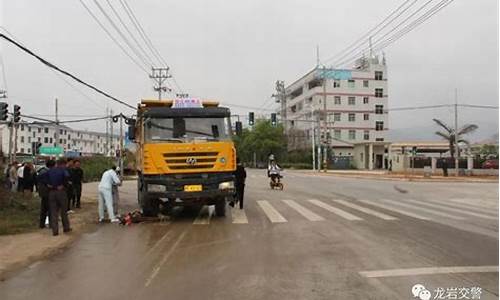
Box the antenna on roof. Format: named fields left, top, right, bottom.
left=316, top=45, right=320, bottom=68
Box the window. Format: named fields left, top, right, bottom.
left=364, top=113, right=369, bottom=120
left=32, top=132, right=35, bottom=138
left=20, top=136, right=24, bottom=143
left=20, top=148, right=24, bottom=153
left=334, top=113, right=341, bottom=121
left=363, top=130, right=370, bottom=140
left=376, top=121, right=384, bottom=131
left=348, top=130, right=356, bottom=140
left=334, top=96, right=341, bottom=105
left=375, top=105, right=384, bottom=114
left=363, top=97, right=369, bottom=104
left=28, top=137, right=31, bottom=143
left=334, top=129, right=341, bottom=139
left=376, top=138, right=384, bottom=141
left=50, top=137, right=53, bottom=143
left=38, top=128, right=41, bottom=133
left=60, top=129, right=63, bottom=134
left=28, top=148, right=31, bottom=153
left=347, top=80, right=355, bottom=88
left=44, top=137, right=48, bottom=143
left=333, top=80, right=340, bottom=88
left=363, top=80, right=369, bottom=87
left=348, top=113, right=355, bottom=122
left=44, top=127, right=48, bottom=133
left=375, top=88, right=383, bottom=98
left=28, top=127, right=31, bottom=132
left=20, top=125, right=24, bottom=131
left=348, top=97, right=355, bottom=105
left=375, top=71, right=383, bottom=80
left=38, top=137, right=41, bottom=142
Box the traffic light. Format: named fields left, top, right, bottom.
left=13, top=104, right=21, bottom=123
left=271, top=113, right=277, bottom=126
left=0, top=102, right=7, bottom=121
left=235, top=121, right=242, bottom=136
left=248, top=112, right=254, bottom=126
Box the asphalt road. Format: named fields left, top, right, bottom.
left=0, top=170, right=498, bottom=299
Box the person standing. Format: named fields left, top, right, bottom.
left=47, top=159, right=71, bottom=236
left=37, top=160, right=55, bottom=228
left=234, top=158, right=247, bottom=209
left=65, top=159, right=75, bottom=213
left=72, top=160, right=84, bottom=209
left=17, top=163, right=25, bottom=192
left=9, top=162, right=18, bottom=192
left=23, top=162, right=36, bottom=198
left=98, top=166, right=121, bottom=223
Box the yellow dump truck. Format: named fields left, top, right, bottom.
left=128, top=99, right=237, bottom=217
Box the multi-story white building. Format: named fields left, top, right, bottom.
left=284, top=56, right=390, bottom=169
left=0, top=122, right=120, bottom=157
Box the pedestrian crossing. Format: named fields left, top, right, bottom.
left=186, top=197, right=498, bottom=231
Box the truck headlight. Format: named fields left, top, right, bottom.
left=148, top=184, right=166, bottom=192
left=220, top=157, right=226, bottom=164
left=218, top=181, right=234, bottom=190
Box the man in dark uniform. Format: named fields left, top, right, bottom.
left=37, top=159, right=55, bottom=228
left=234, top=158, right=247, bottom=209
left=72, top=160, right=84, bottom=209
left=65, top=159, right=75, bottom=213
left=47, top=158, right=71, bottom=236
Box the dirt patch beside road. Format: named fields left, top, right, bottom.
left=0, top=196, right=98, bottom=280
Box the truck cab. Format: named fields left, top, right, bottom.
left=129, top=99, right=236, bottom=217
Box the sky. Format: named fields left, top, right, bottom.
left=0, top=0, right=498, bottom=141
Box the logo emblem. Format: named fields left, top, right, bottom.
left=186, top=157, right=197, bottom=165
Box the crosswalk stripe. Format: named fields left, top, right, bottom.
left=257, top=201, right=287, bottom=223
left=449, top=198, right=498, bottom=210
left=308, top=199, right=363, bottom=221
left=401, top=199, right=498, bottom=220
left=358, top=200, right=430, bottom=220
left=231, top=208, right=249, bottom=224
left=439, top=198, right=498, bottom=215
left=282, top=200, right=325, bottom=221
left=332, top=199, right=398, bottom=220
left=379, top=199, right=465, bottom=220
left=193, top=205, right=214, bottom=225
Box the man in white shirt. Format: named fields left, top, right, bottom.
left=17, top=163, right=25, bottom=192
left=98, top=166, right=121, bottom=223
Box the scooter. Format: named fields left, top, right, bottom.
left=269, top=173, right=284, bottom=190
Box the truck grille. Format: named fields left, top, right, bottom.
left=163, top=152, right=218, bottom=170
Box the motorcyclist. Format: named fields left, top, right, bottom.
left=268, top=158, right=282, bottom=184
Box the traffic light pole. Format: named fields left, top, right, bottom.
left=8, top=120, right=13, bottom=163
left=119, top=115, right=124, bottom=177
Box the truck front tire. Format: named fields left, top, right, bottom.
left=142, top=196, right=160, bottom=217
left=215, top=197, right=226, bottom=217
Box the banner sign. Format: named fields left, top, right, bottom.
left=316, top=69, right=352, bottom=80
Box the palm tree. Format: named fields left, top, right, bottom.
left=433, top=119, right=478, bottom=158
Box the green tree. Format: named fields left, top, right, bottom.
left=433, top=119, right=478, bottom=158
left=233, top=120, right=287, bottom=164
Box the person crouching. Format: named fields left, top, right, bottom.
left=98, top=166, right=121, bottom=223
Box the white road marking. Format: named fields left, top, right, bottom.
left=359, top=265, right=499, bottom=278
left=449, top=198, right=498, bottom=210
left=358, top=200, right=430, bottom=220
left=193, top=205, right=214, bottom=225
left=145, top=230, right=188, bottom=287
left=231, top=208, right=249, bottom=224
left=332, top=199, right=398, bottom=220
left=423, top=198, right=498, bottom=216
left=143, top=227, right=173, bottom=257
left=380, top=199, right=465, bottom=220
left=405, top=199, right=498, bottom=220
left=308, top=199, right=363, bottom=221
left=257, top=200, right=287, bottom=223
left=282, top=200, right=325, bottom=221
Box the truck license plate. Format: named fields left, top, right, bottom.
left=184, top=185, right=203, bottom=192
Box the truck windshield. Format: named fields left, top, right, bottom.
left=145, top=117, right=231, bottom=142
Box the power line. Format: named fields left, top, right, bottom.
left=104, top=0, right=155, bottom=66
left=78, top=0, right=149, bottom=74
left=335, top=0, right=456, bottom=68
left=323, top=0, right=418, bottom=65
left=458, top=104, right=499, bottom=109
left=0, top=33, right=135, bottom=110
left=91, top=0, right=151, bottom=68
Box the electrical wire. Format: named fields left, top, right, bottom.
left=78, top=0, right=149, bottom=74
left=0, top=33, right=135, bottom=110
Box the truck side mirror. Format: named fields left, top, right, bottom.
left=128, top=122, right=136, bottom=141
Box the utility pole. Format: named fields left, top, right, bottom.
left=150, top=67, right=171, bottom=100
left=272, top=80, right=286, bottom=132
left=310, top=105, right=316, bottom=171
left=110, top=109, right=114, bottom=157
left=8, top=120, right=13, bottom=163
left=454, top=88, right=459, bottom=176
left=119, top=115, right=124, bottom=177
left=322, top=66, right=328, bottom=172
left=54, top=98, right=59, bottom=148
left=317, top=113, right=321, bottom=172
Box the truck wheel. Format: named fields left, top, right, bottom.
left=215, top=198, right=226, bottom=217
left=143, top=196, right=160, bottom=217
